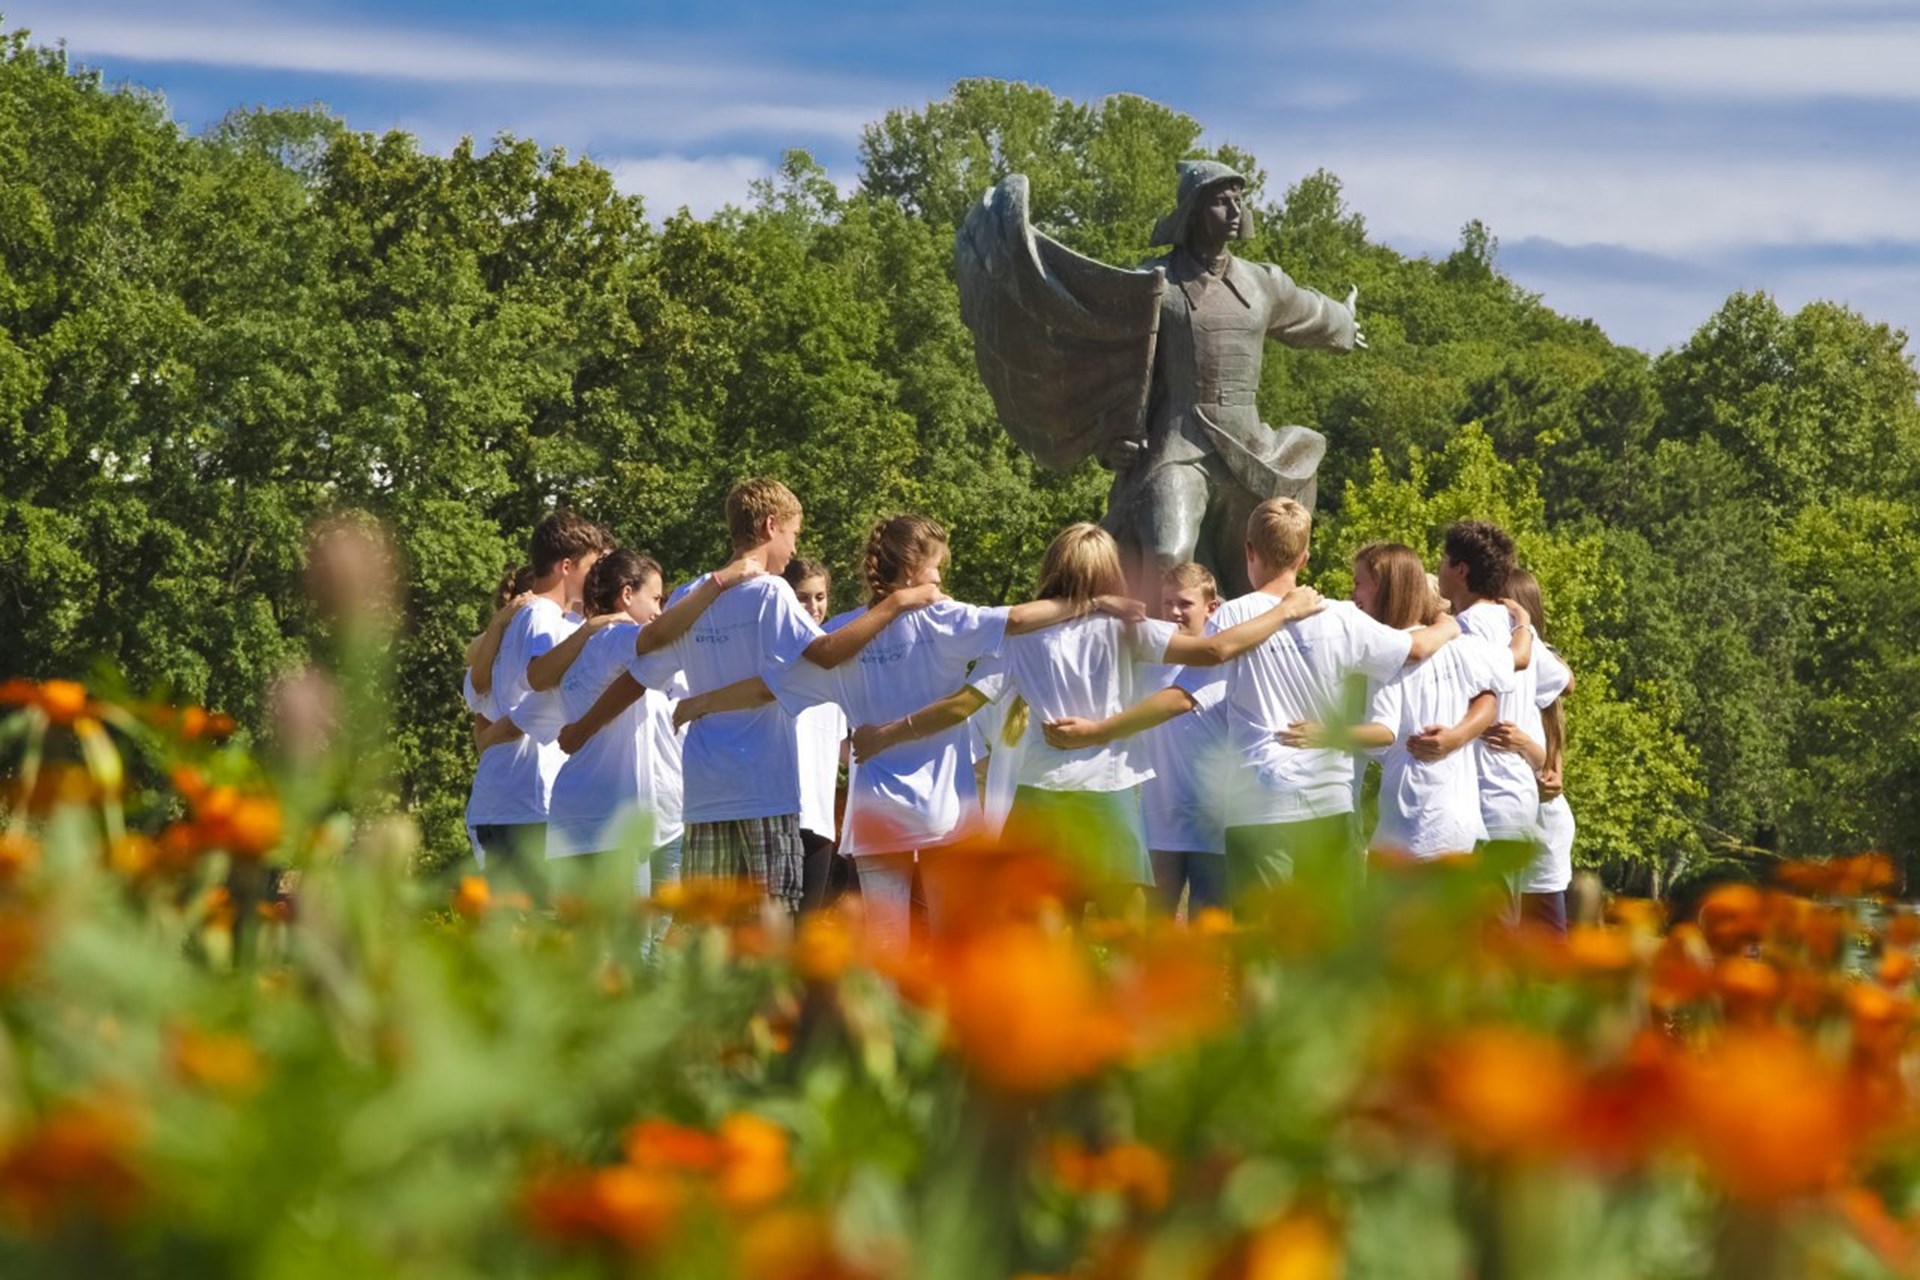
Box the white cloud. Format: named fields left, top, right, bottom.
left=16, top=2, right=895, bottom=145
left=1281, top=144, right=1920, bottom=257
left=603, top=154, right=772, bottom=220
left=1463, top=22, right=1920, bottom=101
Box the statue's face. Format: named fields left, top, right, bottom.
left=1191, top=183, right=1244, bottom=244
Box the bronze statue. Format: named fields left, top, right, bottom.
left=956, top=160, right=1363, bottom=595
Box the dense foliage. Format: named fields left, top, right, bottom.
left=2, top=37, right=1917, bottom=885
left=1, top=669, right=1919, bottom=1279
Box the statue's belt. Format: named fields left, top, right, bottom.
left=1186, top=406, right=1326, bottom=501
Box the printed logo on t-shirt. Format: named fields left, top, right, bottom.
left=860, top=641, right=916, bottom=666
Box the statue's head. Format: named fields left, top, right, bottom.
left=1152, top=159, right=1255, bottom=248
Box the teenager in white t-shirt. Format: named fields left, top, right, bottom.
left=1437, top=521, right=1543, bottom=883
left=856, top=522, right=1327, bottom=918
left=1484, top=568, right=1577, bottom=934
left=568, top=479, right=939, bottom=913
left=747, top=515, right=1154, bottom=952
left=780, top=558, right=851, bottom=912
left=465, top=512, right=612, bottom=884
left=1137, top=563, right=1234, bottom=917
left=542, top=552, right=687, bottom=889
left=1348, top=543, right=1521, bottom=861
left=1042, top=502, right=1460, bottom=906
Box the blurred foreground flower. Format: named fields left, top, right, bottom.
left=0, top=1101, right=145, bottom=1234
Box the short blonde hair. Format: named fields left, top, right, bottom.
left=725, top=477, right=803, bottom=550
left=1162, top=561, right=1218, bottom=602
left=1246, top=498, right=1311, bottom=571
left=1034, top=523, right=1126, bottom=604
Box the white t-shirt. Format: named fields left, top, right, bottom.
left=1522, top=644, right=1575, bottom=892
left=769, top=600, right=1010, bottom=855
left=1138, top=663, right=1231, bottom=855
left=629, top=574, right=823, bottom=824
left=976, top=615, right=1176, bottom=793
left=1188, top=596, right=1412, bottom=827
left=968, top=669, right=1024, bottom=837
left=1364, top=631, right=1510, bottom=860
left=462, top=671, right=493, bottom=863
left=548, top=624, right=690, bottom=859
left=793, top=703, right=846, bottom=839
left=1457, top=601, right=1538, bottom=841
left=466, top=598, right=577, bottom=826
left=641, top=684, right=686, bottom=849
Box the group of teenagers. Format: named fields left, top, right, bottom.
left=460, top=477, right=1577, bottom=952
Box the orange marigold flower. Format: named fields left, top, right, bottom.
left=1714, top=957, right=1783, bottom=1022
left=1563, top=925, right=1636, bottom=975
left=1426, top=1026, right=1583, bottom=1161
left=1698, top=883, right=1764, bottom=956
left=1876, top=950, right=1916, bottom=988
left=522, top=1164, right=681, bottom=1253
left=0, top=1101, right=145, bottom=1233
left=935, top=923, right=1125, bottom=1095
left=1647, top=924, right=1715, bottom=1012
left=1885, top=911, right=1920, bottom=949
left=452, top=875, right=491, bottom=920
left=223, top=795, right=282, bottom=859
left=29, top=680, right=90, bottom=726
left=1230, top=1207, right=1343, bottom=1280
left=1678, top=1028, right=1857, bottom=1204
left=793, top=910, right=856, bottom=983
left=169, top=1027, right=266, bottom=1095
left=0, top=831, right=38, bottom=881
left=735, top=1210, right=865, bottom=1280
left=106, top=834, right=157, bottom=880
left=715, top=1114, right=790, bottom=1209
left=1608, top=897, right=1666, bottom=935
left=624, top=1119, right=723, bottom=1172
left=1844, top=981, right=1910, bottom=1064
left=1569, top=1029, right=1678, bottom=1171
left=1048, top=1138, right=1170, bottom=1212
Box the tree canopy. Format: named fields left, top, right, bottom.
left=3, top=40, right=1915, bottom=888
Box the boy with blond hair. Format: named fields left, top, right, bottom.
left=623, top=478, right=938, bottom=911
left=1045, top=499, right=1459, bottom=902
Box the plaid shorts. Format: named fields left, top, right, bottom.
left=681, top=815, right=804, bottom=910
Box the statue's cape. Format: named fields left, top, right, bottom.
left=955, top=176, right=1165, bottom=473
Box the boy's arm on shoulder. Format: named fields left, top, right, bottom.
left=636, top=559, right=762, bottom=657
left=1166, top=587, right=1324, bottom=666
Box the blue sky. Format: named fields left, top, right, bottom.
left=14, top=0, right=1920, bottom=353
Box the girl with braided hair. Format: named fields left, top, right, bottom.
left=752, top=514, right=1134, bottom=954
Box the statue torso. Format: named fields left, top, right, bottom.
left=1146, top=250, right=1273, bottom=462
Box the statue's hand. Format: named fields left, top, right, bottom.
left=1346, top=285, right=1368, bottom=350
left=1100, top=436, right=1146, bottom=472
